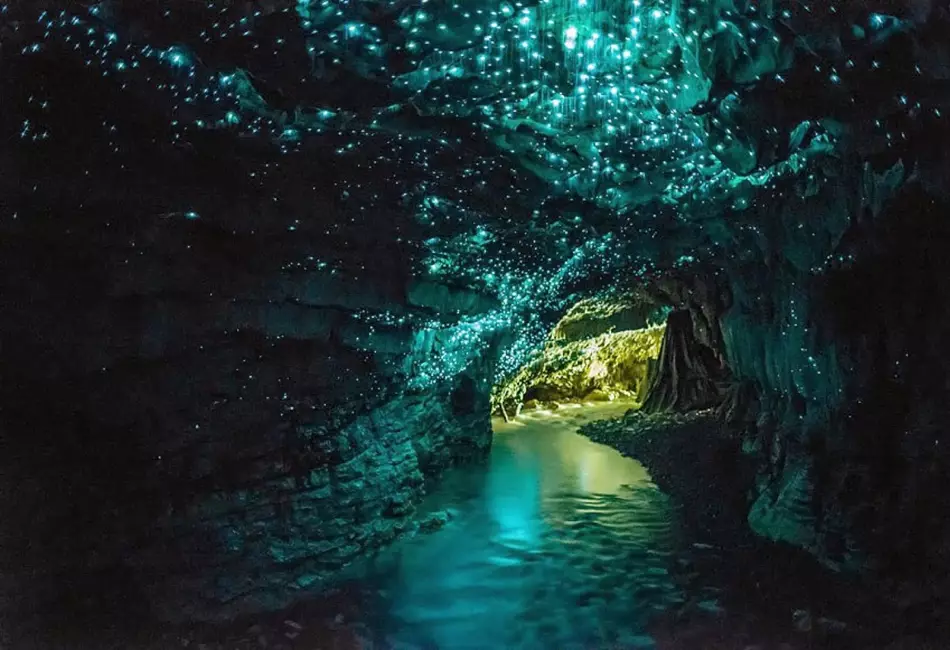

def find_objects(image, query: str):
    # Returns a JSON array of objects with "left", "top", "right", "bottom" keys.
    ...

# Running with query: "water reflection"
[{"left": 361, "top": 401, "right": 682, "bottom": 649}]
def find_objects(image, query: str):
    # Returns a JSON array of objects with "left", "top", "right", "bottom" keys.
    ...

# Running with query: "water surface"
[{"left": 357, "top": 401, "right": 686, "bottom": 649}]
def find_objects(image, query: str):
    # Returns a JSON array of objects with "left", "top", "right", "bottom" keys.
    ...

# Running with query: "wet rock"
[
  {"left": 748, "top": 461, "right": 818, "bottom": 550},
  {"left": 625, "top": 635, "right": 657, "bottom": 649},
  {"left": 792, "top": 609, "right": 812, "bottom": 633},
  {"left": 385, "top": 493, "right": 415, "bottom": 517},
  {"left": 792, "top": 608, "right": 849, "bottom": 637},
  {"left": 416, "top": 510, "right": 452, "bottom": 533}
]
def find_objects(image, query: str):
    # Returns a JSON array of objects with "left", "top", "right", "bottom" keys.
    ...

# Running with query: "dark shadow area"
[{"left": 640, "top": 309, "right": 730, "bottom": 414}]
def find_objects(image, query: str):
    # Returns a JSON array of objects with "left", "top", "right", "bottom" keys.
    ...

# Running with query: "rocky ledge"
[{"left": 580, "top": 409, "right": 749, "bottom": 538}]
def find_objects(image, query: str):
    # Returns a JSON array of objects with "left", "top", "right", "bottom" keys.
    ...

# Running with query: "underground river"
[{"left": 345, "top": 400, "right": 698, "bottom": 649}]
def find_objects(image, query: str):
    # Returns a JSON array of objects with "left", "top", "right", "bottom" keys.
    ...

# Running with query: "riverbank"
[
  {"left": 579, "top": 408, "right": 943, "bottom": 650},
  {"left": 580, "top": 409, "right": 749, "bottom": 540}
]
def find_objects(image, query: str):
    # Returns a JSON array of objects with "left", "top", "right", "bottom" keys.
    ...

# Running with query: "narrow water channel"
[{"left": 355, "top": 401, "right": 691, "bottom": 649}]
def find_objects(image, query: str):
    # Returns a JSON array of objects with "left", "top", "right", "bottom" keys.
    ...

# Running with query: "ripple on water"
[{"left": 357, "top": 401, "right": 687, "bottom": 649}]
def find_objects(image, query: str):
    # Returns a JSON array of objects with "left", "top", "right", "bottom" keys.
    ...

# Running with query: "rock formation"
[{"left": 492, "top": 295, "right": 666, "bottom": 414}]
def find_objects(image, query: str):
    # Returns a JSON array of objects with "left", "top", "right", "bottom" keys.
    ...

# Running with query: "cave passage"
[
  {"left": 6, "top": 0, "right": 950, "bottom": 646},
  {"left": 338, "top": 401, "right": 683, "bottom": 648},
  {"left": 491, "top": 295, "right": 670, "bottom": 419}
]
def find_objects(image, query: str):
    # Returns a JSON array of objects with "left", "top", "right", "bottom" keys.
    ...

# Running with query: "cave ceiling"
[{"left": 4, "top": 0, "right": 948, "bottom": 378}]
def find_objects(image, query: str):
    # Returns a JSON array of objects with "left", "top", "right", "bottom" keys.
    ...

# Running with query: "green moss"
[
  {"left": 492, "top": 321, "right": 665, "bottom": 415},
  {"left": 551, "top": 295, "right": 670, "bottom": 342}
]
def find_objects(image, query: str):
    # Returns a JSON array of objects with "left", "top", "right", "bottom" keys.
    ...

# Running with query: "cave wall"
[
  {"left": 631, "top": 272, "right": 735, "bottom": 414},
  {"left": 663, "top": 1, "right": 950, "bottom": 576},
  {"left": 0, "top": 216, "right": 507, "bottom": 626},
  {"left": 714, "top": 162, "right": 950, "bottom": 577}
]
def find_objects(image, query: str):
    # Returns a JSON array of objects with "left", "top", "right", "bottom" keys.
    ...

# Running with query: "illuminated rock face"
[
  {"left": 3, "top": 0, "right": 950, "bottom": 627},
  {"left": 138, "top": 392, "right": 495, "bottom": 621},
  {"left": 492, "top": 296, "right": 667, "bottom": 412}
]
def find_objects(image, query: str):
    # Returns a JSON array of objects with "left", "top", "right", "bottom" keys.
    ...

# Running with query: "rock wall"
[
  {"left": 663, "top": 2, "right": 950, "bottom": 584},
  {"left": 0, "top": 216, "right": 506, "bottom": 627},
  {"left": 715, "top": 167, "right": 950, "bottom": 580}
]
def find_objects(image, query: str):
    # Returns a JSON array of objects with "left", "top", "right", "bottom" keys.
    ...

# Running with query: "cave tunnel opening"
[
  {"left": 490, "top": 290, "right": 670, "bottom": 421},
  {"left": 490, "top": 276, "right": 735, "bottom": 423}
]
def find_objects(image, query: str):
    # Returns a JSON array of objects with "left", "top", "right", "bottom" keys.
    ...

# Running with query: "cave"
[{"left": 3, "top": 1, "right": 950, "bottom": 648}]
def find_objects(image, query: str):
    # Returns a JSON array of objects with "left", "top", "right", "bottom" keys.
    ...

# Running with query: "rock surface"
[
  {"left": 641, "top": 309, "right": 730, "bottom": 415},
  {"left": 492, "top": 298, "right": 666, "bottom": 416}
]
